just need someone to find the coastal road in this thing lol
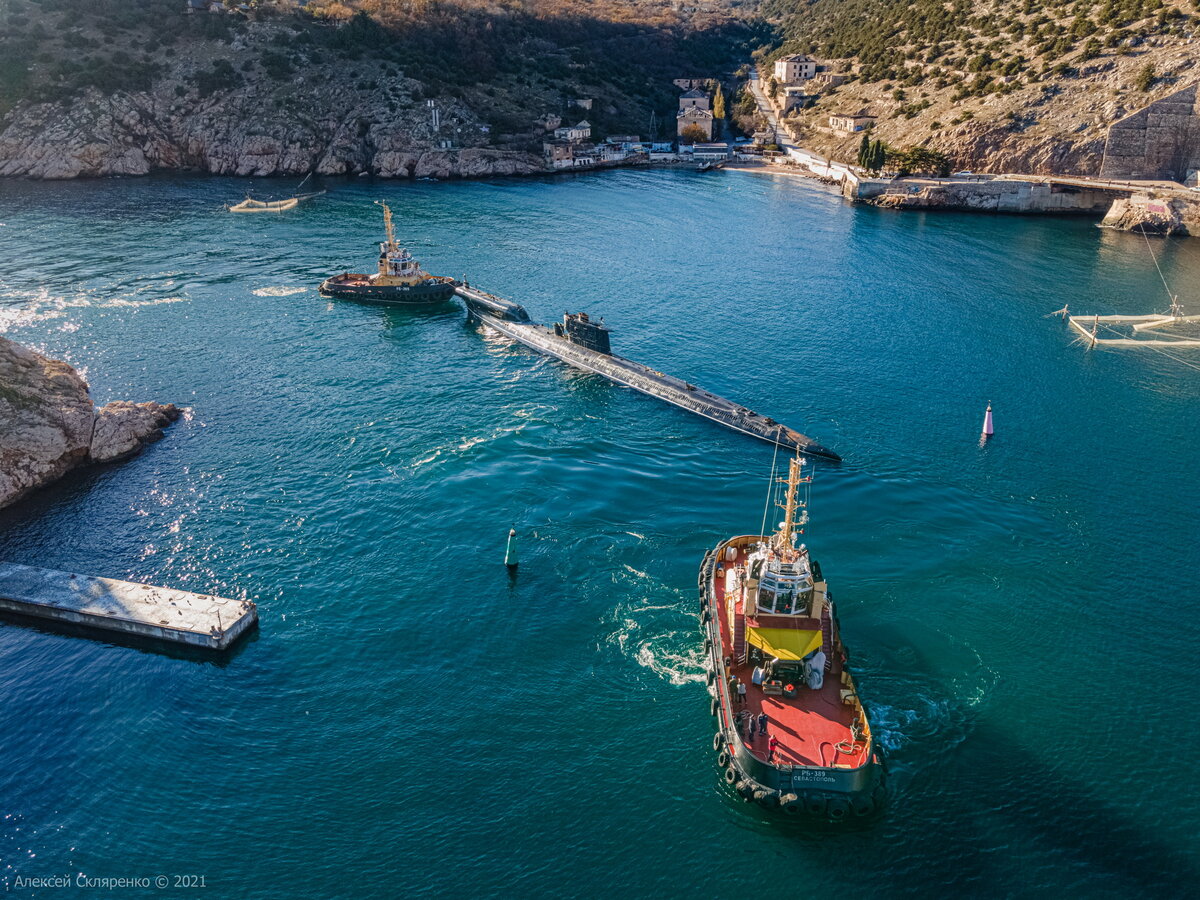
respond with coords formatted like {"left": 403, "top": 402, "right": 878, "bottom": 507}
{"left": 746, "top": 69, "right": 796, "bottom": 152}
{"left": 746, "top": 68, "right": 844, "bottom": 173}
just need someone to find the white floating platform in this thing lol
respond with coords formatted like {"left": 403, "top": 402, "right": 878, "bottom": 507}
{"left": 0, "top": 562, "right": 257, "bottom": 651}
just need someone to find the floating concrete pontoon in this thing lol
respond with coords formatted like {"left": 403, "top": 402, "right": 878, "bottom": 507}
{"left": 0, "top": 562, "right": 257, "bottom": 651}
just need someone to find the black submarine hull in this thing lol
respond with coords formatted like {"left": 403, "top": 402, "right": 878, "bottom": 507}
{"left": 456, "top": 287, "right": 840, "bottom": 461}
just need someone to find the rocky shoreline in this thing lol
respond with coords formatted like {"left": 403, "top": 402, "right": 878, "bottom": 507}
{"left": 0, "top": 336, "right": 180, "bottom": 509}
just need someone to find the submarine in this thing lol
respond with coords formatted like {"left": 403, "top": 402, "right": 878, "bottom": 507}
{"left": 456, "top": 285, "right": 841, "bottom": 461}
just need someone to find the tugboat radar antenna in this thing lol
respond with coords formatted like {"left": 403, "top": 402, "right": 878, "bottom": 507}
{"left": 375, "top": 200, "right": 397, "bottom": 249}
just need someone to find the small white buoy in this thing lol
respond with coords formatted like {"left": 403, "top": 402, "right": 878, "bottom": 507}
{"left": 981, "top": 403, "right": 994, "bottom": 437}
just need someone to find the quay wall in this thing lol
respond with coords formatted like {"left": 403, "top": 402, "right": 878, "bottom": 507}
{"left": 846, "top": 177, "right": 1114, "bottom": 214}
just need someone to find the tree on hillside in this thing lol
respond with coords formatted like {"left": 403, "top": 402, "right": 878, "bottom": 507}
{"left": 867, "top": 139, "right": 887, "bottom": 172}
{"left": 713, "top": 82, "right": 726, "bottom": 120}
{"left": 857, "top": 132, "right": 870, "bottom": 167}
{"left": 1134, "top": 63, "right": 1156, "bottom": 92}
{"left": 884, "top": 145, "right": 951, "bottom": 176}
{"left": 679, "top": 124, "right": 708, "bottom": 144}
{"left": 767, "top": 76, "right": 779, "bottom": 99}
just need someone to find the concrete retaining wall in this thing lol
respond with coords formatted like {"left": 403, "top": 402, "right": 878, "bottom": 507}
{"left": 847, "top": 177, "right": 1113, "bottom": 213}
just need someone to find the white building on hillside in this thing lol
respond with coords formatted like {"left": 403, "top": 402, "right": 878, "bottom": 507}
{"left": 773, "top": 54, "right": 818, "bottom": 84}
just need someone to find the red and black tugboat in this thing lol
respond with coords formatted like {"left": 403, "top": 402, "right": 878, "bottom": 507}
{"left": 319, "top": 202, "right": 457, "bottom": 305}
{"left": 699, "top": 453, "right": 886, "bottom": 821}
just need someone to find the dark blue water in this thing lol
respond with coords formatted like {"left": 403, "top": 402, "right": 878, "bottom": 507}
{"left": 1, "top": 170, "right": 1198, "bottom": 897}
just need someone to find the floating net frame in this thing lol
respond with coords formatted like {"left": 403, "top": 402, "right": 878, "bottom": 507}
{"left": 1053, "top": 229, "right": 1200, "bottom": 350}
{"left": 1064, "top": 311, "right": 1200, "bottom": 347}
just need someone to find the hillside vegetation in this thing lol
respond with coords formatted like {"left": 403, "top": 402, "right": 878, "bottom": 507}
{"left": 0, "top": 0, "right": 760, "bottom": 145}
{"left": 759, "top": 0, "right": 1200, "bottom": 173}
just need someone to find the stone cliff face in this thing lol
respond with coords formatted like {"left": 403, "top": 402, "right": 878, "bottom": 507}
{"left": 0, "top": 69, "right": 543, "bottom": 180}
{"left": 0, "top": 336, "right": 180, "bottom": 509}
{"left": 929, "top": 125, "right": 1105, "bottom": 177}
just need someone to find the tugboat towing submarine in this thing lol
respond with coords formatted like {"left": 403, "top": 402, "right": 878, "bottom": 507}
{"left": 456, "top": 285, "right": 841, "bottom": 461}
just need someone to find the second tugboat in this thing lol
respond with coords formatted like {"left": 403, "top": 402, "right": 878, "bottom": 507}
{"left": 699, "top": 453, "right": 886, "bottom": 821}
{"left": 319, "top": 202, "right": 457, "bottom": 305}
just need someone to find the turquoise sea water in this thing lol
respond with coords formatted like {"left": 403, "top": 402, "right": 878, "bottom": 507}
{"left": 0, "top": 170, "right": 1198, "bottom": 897}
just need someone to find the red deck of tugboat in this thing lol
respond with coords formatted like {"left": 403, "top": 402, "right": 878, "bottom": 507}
{"left": 715, "top": 547, "right": 868, "bottom": 769}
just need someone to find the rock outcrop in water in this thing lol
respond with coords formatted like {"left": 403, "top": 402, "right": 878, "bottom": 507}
{"left": 0, "top": 336, "right": 180, "bottom": 509}
{"left": 1100, "top": 194, "right": 1199, "bottom": 236}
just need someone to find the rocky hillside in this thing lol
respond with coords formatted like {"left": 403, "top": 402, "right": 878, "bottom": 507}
{"left": 759, "top": 0, "right": 1200, "bottom": 174}
{"left": 0, "top": 0, "right": 757, "bottom": 179}
{"left": 0, "top": 336, "right": 180, "bottom": 509}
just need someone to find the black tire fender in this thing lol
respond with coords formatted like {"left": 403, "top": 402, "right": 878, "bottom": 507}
{"left": 717, "top": 750, "right": 730, "bottom": 768}
{"left": 713, "top": 732, "right": 724, "bottom": 752}
{"left": 724, "top": 766, "right": 738, "bottom": 785}
{"left": 827, "top": 797, "right": 850, "bottom": 822}
{"left": 753, "top": 789, "right": 778, "bottom": 808}
{"left": 779, "top": 793, "right": 802, "bottom": 815}
{"left": 852, "top": 794, "right": 875, "bottom": 818}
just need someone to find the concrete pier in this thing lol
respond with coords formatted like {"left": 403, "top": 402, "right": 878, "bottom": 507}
{"left": 0, "top": 562, "right": 257, "bottom": 651}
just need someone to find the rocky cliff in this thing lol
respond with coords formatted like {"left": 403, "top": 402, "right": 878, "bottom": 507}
{"left": 0, "top": 80, "right": 543, "bottom": 180}
{"left": 0, "top": 336, "right": 180, "bottom": 509}
{"left": 0, "top": 2, "right": 750, "bottom": 181}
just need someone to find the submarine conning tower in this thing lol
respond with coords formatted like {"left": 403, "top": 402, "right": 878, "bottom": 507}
{"left": 555, "top": 312, "right": 612, "bottom": 355}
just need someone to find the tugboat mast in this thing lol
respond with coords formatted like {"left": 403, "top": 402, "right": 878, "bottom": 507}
{"left": 773, "top": 455, "right": 809, "bottom": 550}
{"left": 376, "top": 200, "right": 398, "bottom": 251}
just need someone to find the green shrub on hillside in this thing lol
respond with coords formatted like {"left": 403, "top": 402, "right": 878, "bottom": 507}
{"left": 1134, "top": 61, "right": 1155, "bottom": 90}
{"left": 762, "top": 0, "right": 1192, "bottom": 93}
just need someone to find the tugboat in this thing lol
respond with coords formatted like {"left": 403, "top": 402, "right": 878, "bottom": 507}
{"left": 319, "top": 202, "right": 457, "bottom": 305}
{"left": 699, "top": 453, "right": 886, "bottom": 821}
